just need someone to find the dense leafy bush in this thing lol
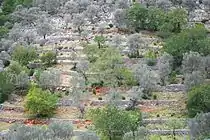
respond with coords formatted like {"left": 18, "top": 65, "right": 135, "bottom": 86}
{"left": 127, "top": 3, "right": 148, "bottom": 31}
{"left": 12, "top": 46, "right": 38, "bottom": 66}
{"left": 187, "top": 84, "right": 210, "bottom": 117}
{"left": 0, "top": 71, "right": 14, "bottom": 103}
{"left": 24, "top": 86, "right": 58, "bottom": 117}
{"left": 40, "top": 51, "right": 56, "bottom": 67}
{"left": 126, "top": 3, "right": 187, "bottom": 33}
{"left": 164, "top": 25, "right": 210, "bottom": 68}
{"left": 87, "top": 105, "right": 142, "bottom": 140}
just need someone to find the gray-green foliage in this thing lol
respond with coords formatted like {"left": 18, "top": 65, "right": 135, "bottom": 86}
{"left": 64, "top": 1, "right": 79, "bottom": 15}
{"left": 182, "top": 51, "right": 205, "bottom": 74}
{"left": 72, "top": 13, "right": 85, "bottom": 34}
{"left": 15, "top": 71, "right": 29, "bottom": 89}
{"left": 76, "top": 59, "right": 89, "bottom": 84}
{"left": 73, "top": 131, "right": 100, "bottom": 140}
{"left": 127, "top": 86, "right": 144, "bottom": 101}
{"left": 113, "top": 9, "right": 128, "bottom": 29}
{"left": 158, "top": 52, "right": 173, "bottom": 86}
{"left": 189, "top": 113, "right": 210, "bottom": 140}
{"left": 36, "top": 17, "right": 52, "bottom": 39}
{"left": 156, "top": 0, "right": 172, "bottom": 11}
{"left": 182, "top": 0, "right": 197, "bottom": 12}
{"left": 85, "top": 4, "right": 100, "bottom": 24}
{"left": 38, "top": 69, "right": 61, "bottom": 89}
{"left": 48, "top": 121, "right": 74, "bottom": 139}
{"left": 45, "top": 0, "right": 60, "bottom": 14}
{"left": 123, "top": 127, "right": 147, "bottom": 140}
{"left": 127, "top": 33, "right": 144, "bottom": 57}
{"left": 6, "top": 122, "right": 74, "bottom": 140}
{"left": 204, "top": 56, "right": 210, "bottom": 78}
{"left": 184, "top": 71, "right": 205, "bottom": 91}
{"left": 22, "top": 30, "right": 36, "bottom": 45}
{"left": 133, "top": 63, "right": 158, "bottom": 98}
{"left": 182, "top": 52, "right": 205, "bottom": 91}
{"left": 106, "top": 89, "right": 122, "bottom": 106}
{"left": 115, "top": 0, "right": 129, "bottom": 9}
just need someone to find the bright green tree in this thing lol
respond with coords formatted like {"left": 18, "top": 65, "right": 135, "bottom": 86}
{"left": 187, "top": 84, "right": 210, "bottom": 118}
{"left": 24, "top": 86, "right": 58, "bottom": 117}
{"left": 87, "top": 105, "right": 142, "bottom": 140}
{"left": 164, "top": 25, "right": 210, "bottom": 68}
{"left": 127, "top": 3, "right": 148, "bottom": 31}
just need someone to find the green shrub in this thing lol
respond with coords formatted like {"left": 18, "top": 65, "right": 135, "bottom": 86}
{"left": 24, "top": 86, "right": 58, "bottom": 117}
{"left": 12, "top": 46, "right": 38, "bottom": 66}
{"left": 0, "top": 71, "right": 14, "bottom": 103}
{"left": 40, "top": 51, "right": 56, "bottom": 67}
{"left": 187, "top": 84, "right": 210, "bottom": 117}
{"left": 94, "top": 35, "right": 106, "bottom": 48}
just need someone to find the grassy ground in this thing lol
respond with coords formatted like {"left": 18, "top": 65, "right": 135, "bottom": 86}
{"left": 0, "top": 122, "right": 12, "bottom": 131}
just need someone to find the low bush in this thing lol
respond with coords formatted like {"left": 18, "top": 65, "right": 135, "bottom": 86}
{"left": 187, "top": 84, "right": 210, "bottom": 117}
{"left": 24, "top": 86, "right": 58, "bottom": 117}
{"left": 12, "top": 46, "right": 38, "bottom": 66}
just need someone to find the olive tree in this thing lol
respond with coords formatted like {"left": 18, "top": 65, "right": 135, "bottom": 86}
{"left": 182, "top": 51, "right": 205, "bottom": 74}
{"left": 76, "top": 59, "right": 89, "bottom": 85}
{"left": 22, "top": 30, "right": 36, "bottom": 45}
{"left": 36, "top": 17, "right": 53, "bottom": 39}
{"left": 6, "top": 122, "right": 74, "bottom": 140}
{"left": 72, "top": 13, "right": 85, "bottom": 35}
{"left": 133, "top": 63, "right": 158, "bottom": 99}
{"left": 64, "top": 1, "right": 79, "bottom": 16}
{"left": 189, "top": 113, "right": 210, "bottom": 140}
{"left": 115, "top": 0, "right": 130, "bottom": 9}
{"left": 158, "top": 52, "right": 173, "bottom": 86}
{"left": 38, "top": 69, "right": 61, "bottom": 90}
{"left": 182, "top": 0, "right": 197, "bottom": 13}
{"left": 184, "top": 71, "right": 205, "bottom": 91}
{"left": 73, "top": 131, "right": 100, "bottom": 140}
{"left": 85, "top": 4, "right": 100, "bottom": 24}
{"left": 45, "top": 0, "right": 60, "bottom": 14}
{"left": 127, "top": 33, "right": 144, "bottom": 58}
{"left": 15, "top": 71, "right": 29, "bottom": 90}
{"left": 70, "top": 75, "right": 89, "bottom": 118}
{"left": 156, "top": 0, "right": 172, "bottom": 11}
{"left": 64, "top": 14, "right": 72, "bottom": 28}
{"left": 113, "top": 9, "right": 128, "bottom": 29}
